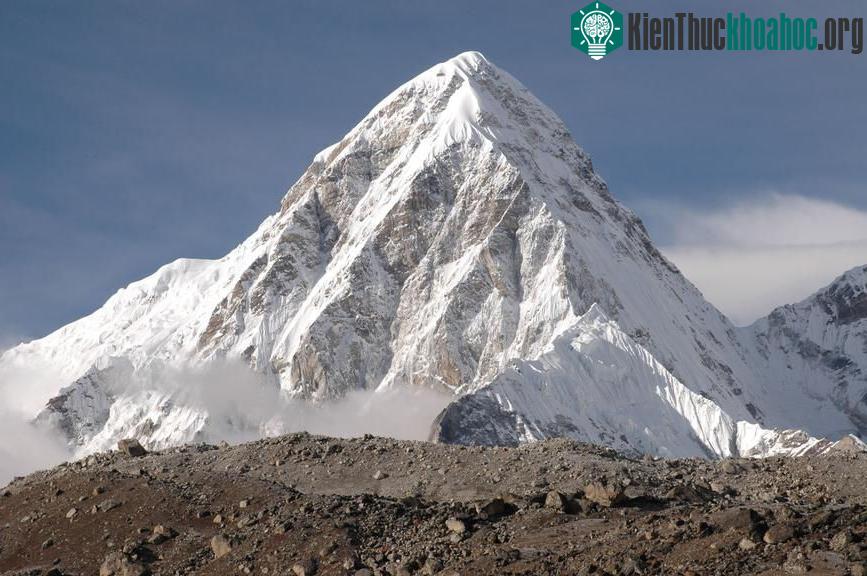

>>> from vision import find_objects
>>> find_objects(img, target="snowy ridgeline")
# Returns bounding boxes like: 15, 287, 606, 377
1, 52, 865, 465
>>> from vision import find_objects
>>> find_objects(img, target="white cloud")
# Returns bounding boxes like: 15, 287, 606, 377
0, 407, 71, 486
667, 193, 867, 247
0, 360, 72, 486
128, 361, 453, 445
656, 194, 867, 326
0, 358, 452, 485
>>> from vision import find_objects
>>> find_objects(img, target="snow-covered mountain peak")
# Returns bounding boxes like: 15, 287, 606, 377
760, 264, 867, 326
306, 51, 592, 195
2, 52, 865, 461
814, 264, 867, 325
440, 50, 490, 72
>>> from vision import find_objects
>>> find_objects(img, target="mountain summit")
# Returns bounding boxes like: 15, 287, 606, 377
2, 52, 865, 459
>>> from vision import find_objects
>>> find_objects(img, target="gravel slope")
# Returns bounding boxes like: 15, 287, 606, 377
1, 434, 866, 576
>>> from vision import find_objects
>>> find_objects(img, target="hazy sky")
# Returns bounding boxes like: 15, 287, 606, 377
2, 0, 866, 343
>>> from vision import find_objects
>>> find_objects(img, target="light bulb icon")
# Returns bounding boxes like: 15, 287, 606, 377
575, 3, 619, 60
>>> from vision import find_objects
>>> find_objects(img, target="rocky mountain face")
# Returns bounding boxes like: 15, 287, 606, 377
1, 52, 865, 460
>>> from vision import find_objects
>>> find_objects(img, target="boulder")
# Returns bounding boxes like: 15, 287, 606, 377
584, 482, 626, 507
117, 439, 147, 458
544, 491, 567, 512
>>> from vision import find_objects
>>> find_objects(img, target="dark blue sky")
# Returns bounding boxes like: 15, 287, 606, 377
1, 0, 865, 342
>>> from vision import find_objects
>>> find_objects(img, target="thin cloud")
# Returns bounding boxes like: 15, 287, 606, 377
656, 193, 867, 326
668, 193, 867, 247
0, 360, 72, 486
0, 358, 453, 483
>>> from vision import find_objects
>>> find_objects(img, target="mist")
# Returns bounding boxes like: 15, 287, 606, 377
0, 407, 72, 486
131, 361, 454, 445
0, 357, 454, 486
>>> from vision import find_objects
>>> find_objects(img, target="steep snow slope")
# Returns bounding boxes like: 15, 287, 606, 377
742, 265, 867, 437
432, 305, 841, 458
1, 52, 864, 458
435, 265, 867, 456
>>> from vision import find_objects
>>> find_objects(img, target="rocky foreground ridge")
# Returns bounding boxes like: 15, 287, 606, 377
1, 434, 866, 576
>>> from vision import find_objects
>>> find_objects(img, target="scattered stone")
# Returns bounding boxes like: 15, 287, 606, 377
829, 529, 853, 552
318, 541, 338, 557
147, 525, 176, 545
372, 470, 388, 480
738, 538, 757, 551
782, 551, 809, 574
445, 518, 467, 534
99, 551, 147, 576
292, 558, 318, 576
420, 557, 444, 575
97, 499, 121, 513
41, 538, 54, 549
65, 508, 78, 519
210, 534, 232, 559
532, 478, 549, 488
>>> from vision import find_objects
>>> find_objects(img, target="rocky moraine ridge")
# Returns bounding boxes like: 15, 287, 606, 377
1, 434, 867, 576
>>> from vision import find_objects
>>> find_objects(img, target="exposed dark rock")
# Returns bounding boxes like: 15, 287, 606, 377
117, 439, 147, 458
